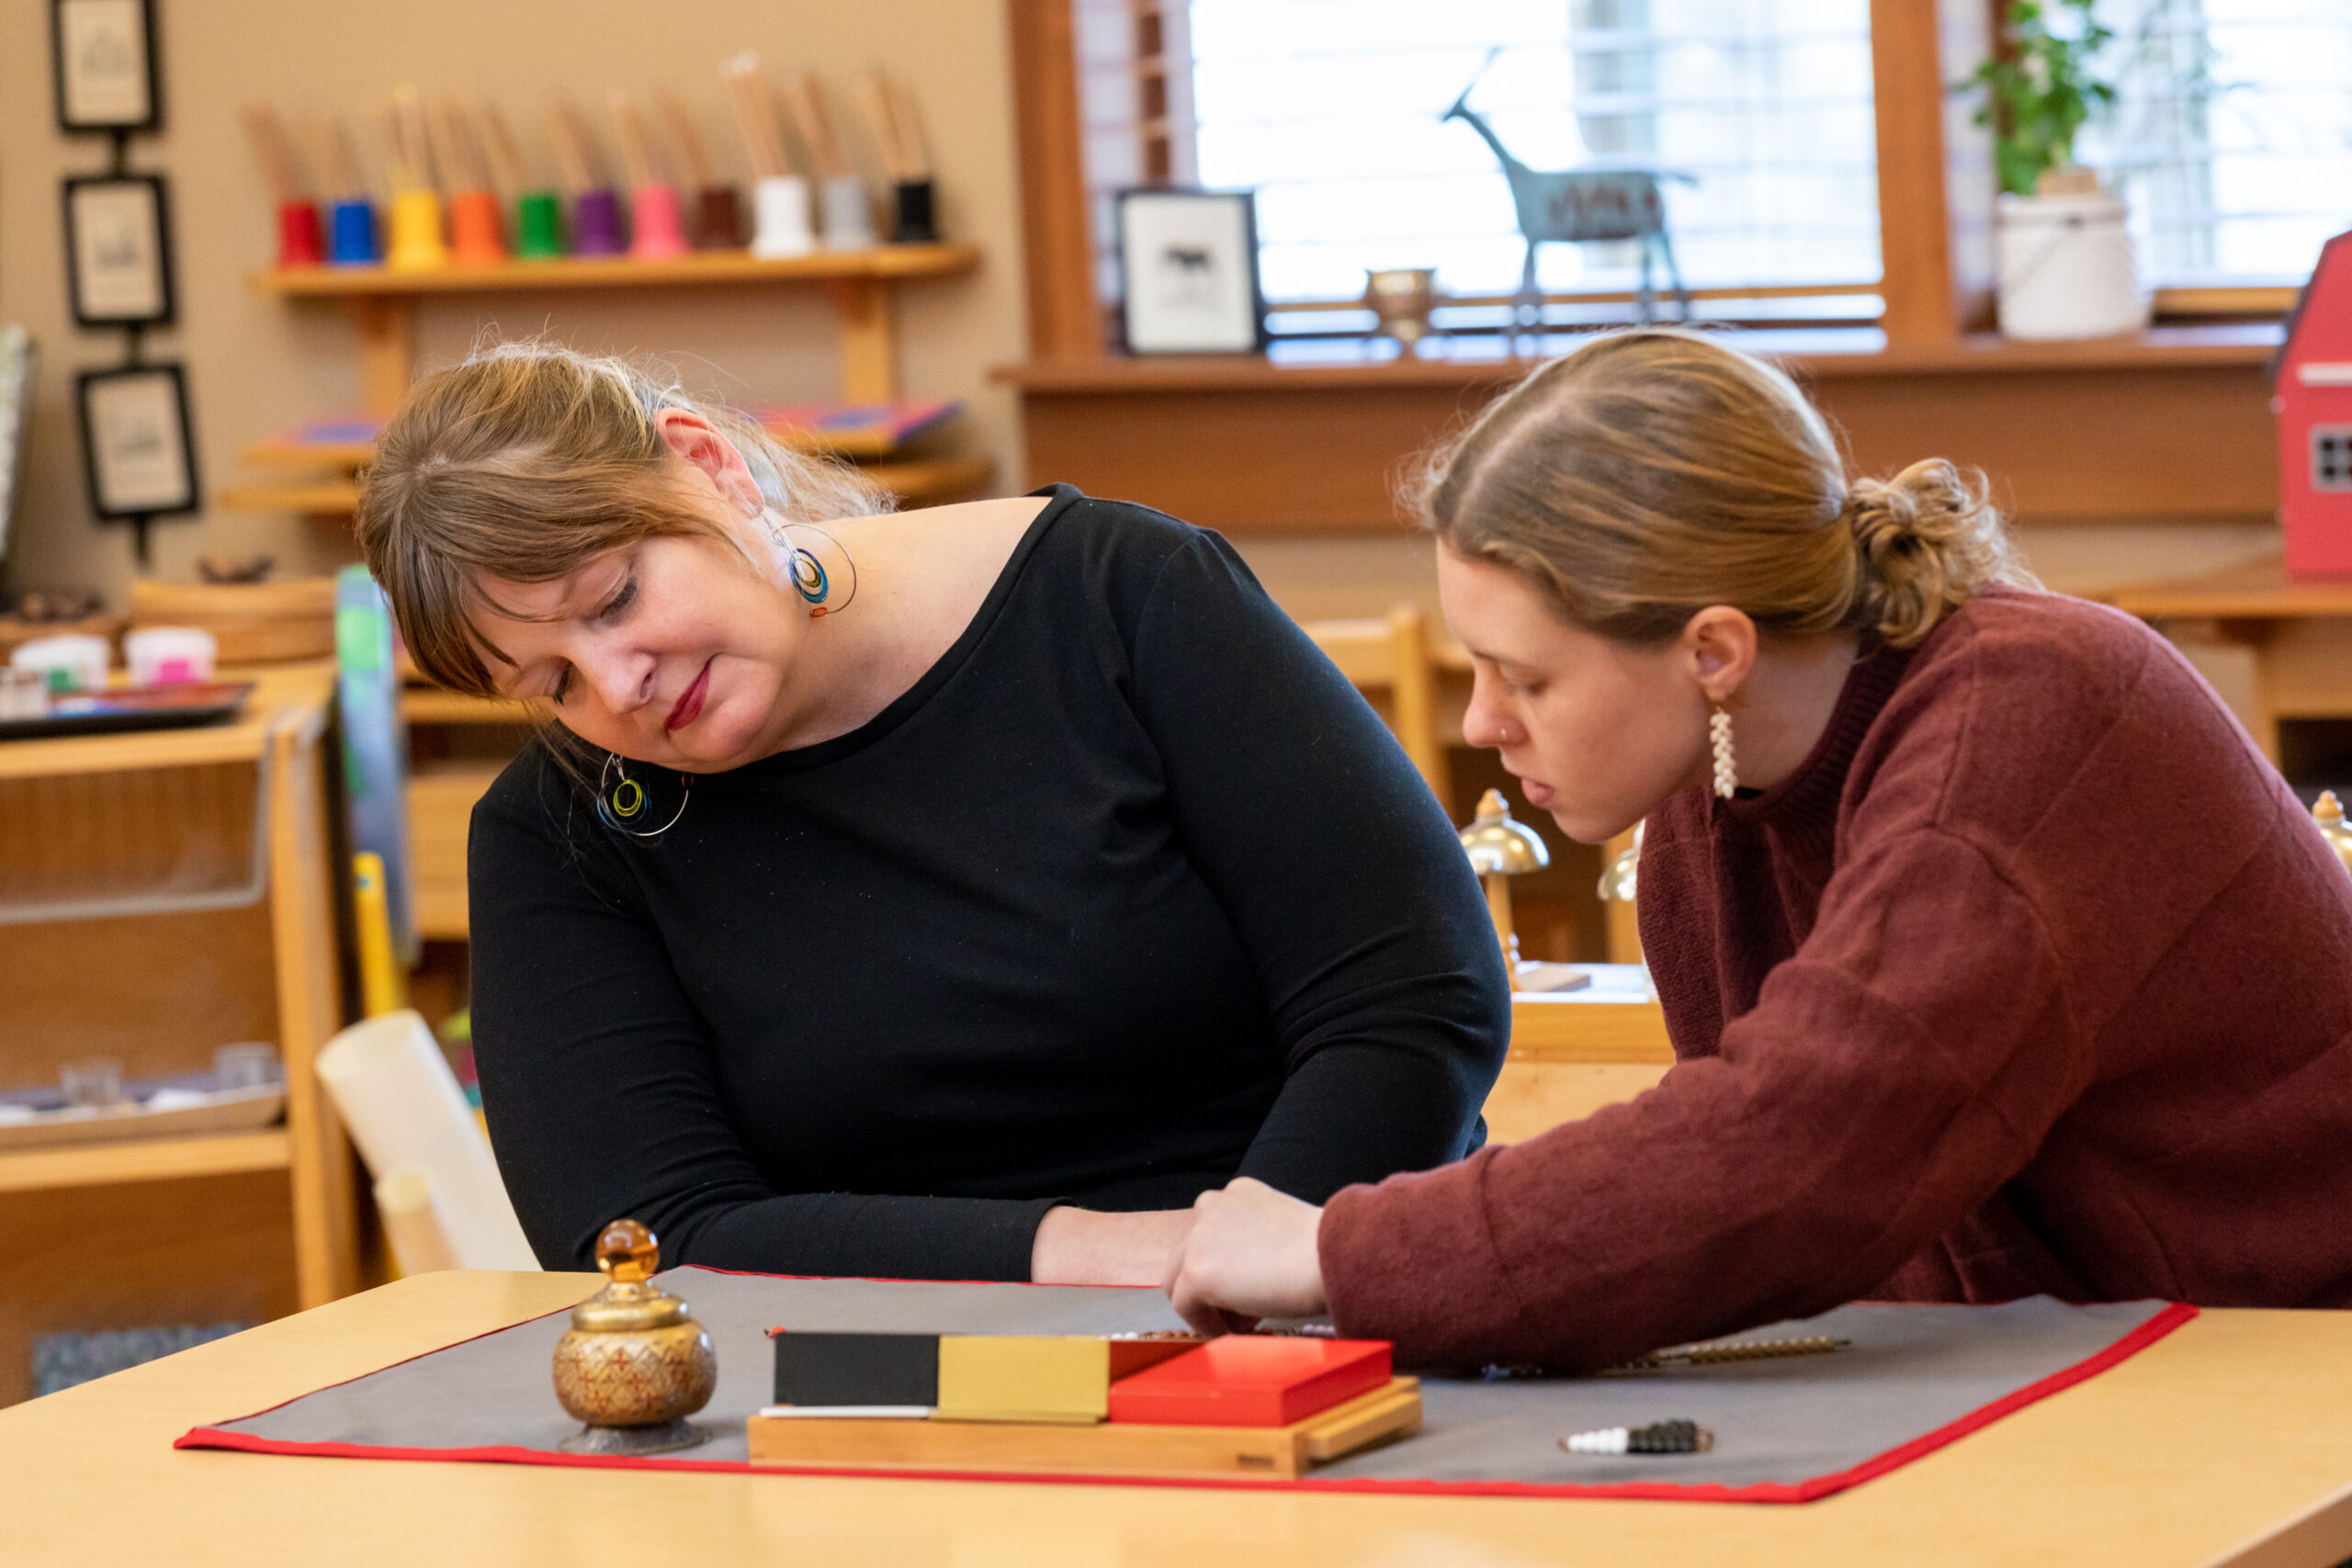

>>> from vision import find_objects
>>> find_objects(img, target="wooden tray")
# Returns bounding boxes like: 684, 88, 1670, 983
748, 1377, 1422, 1480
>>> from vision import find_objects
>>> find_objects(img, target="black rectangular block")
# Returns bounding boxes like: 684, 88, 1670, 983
771, 1331, 941, 1407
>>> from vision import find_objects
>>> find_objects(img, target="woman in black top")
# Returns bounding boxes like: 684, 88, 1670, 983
356, 343, 1509, 1284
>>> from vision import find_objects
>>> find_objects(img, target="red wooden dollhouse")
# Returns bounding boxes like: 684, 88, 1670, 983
2277, 230, 2352, 577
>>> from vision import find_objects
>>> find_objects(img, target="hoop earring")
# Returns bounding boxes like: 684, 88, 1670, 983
596, 752, 693, 839
1709, 705, 1738, 800
762, 511, 859, 620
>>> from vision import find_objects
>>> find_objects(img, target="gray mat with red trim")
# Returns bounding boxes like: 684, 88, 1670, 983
178, 1268, 2188, 1501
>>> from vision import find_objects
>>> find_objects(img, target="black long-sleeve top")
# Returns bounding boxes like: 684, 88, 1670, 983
468, 486, 1510, 1280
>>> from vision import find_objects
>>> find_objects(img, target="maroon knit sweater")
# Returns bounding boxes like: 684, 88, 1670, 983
1319, 587, 2352, 1371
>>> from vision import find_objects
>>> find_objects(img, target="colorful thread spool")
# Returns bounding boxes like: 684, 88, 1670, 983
447, 190, 506, 265
820, 175, 876, 251
572, 187, 627, 256
628, 186, 690, 259
327, 199, 379, 265
692, 186, 744, 250
749, 175, 814, 258
889, 179, 938, 244
277, 200, 325, 266
384, 189, 449, 272
514, 191, 564, 259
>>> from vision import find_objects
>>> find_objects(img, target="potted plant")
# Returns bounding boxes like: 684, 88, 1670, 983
1962, 0, 2148, 340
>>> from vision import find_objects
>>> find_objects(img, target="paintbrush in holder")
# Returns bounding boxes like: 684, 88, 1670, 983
859, 69, 937, 243
787, 73, 873, 251
243, 102, 322, 266
659, 92, 740, 249
723, 52, 810, 258
381, 87, 447, 271
481, 103, 561, 260
431, 99, 505, 265
306, 112, 379, 265
609, 89, 687, 259
551, 97, 625, 256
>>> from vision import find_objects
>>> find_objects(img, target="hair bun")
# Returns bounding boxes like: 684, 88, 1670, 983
1839, 459, 2023, 648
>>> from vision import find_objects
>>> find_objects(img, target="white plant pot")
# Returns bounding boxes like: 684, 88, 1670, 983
1995, 190, 2150, 341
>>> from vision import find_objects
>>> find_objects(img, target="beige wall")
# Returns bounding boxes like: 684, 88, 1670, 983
0, 0, 1030, 604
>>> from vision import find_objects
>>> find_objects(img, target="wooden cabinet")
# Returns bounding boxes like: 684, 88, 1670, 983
0, 667, 359, 1405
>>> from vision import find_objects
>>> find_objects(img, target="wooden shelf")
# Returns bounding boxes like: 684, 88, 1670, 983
0, 1127, 289, 1196
995, 325, 2285, 396
254, 245, 981, 298
240, 438, 378, 469
2103, 554, 2352, 619
219, 458, 994, 515
0, 666, 329, 782
215, 482, 364, 514
400, 690, 533, 725
865, 456, 996, 506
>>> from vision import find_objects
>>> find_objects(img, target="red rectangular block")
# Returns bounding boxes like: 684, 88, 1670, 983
1106, 1337, 1392, 1427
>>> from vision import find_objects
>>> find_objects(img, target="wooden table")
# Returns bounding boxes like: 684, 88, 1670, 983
7, 1270, 2349, 1566
2104, 553, 2352, 764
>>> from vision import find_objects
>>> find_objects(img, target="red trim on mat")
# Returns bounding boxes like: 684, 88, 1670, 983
173, 1301, 2199, 1505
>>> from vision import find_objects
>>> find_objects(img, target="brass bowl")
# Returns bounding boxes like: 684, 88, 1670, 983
552, 1317, 718, 1427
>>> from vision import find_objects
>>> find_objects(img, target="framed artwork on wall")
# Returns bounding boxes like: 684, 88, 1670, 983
1115, 189, 1266, 355
50, 0, 160, 133
62, 175, 175, 327
76, 363, 198, 519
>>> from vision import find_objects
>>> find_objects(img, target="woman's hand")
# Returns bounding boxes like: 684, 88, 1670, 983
1162, 1178, 1329, 1335
1030, 1207, 1196, 1286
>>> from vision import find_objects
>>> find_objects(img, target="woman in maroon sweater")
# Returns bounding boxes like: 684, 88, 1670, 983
1162, 329, 2352, 1370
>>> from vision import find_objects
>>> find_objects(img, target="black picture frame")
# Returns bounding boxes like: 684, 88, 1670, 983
62, 173, 175, 328
1114, 188, 1268, 356
76, 362, 198, 521
50, 0, 161, 134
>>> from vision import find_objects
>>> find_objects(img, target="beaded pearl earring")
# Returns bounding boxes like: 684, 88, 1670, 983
1709, 705, 1737, 799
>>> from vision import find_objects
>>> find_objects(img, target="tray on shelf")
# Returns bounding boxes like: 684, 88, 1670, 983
0, 682, 253, 741
0, 1077, 285, 1152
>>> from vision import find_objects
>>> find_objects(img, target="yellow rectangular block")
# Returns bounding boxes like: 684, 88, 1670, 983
935, 1337, 1109, 1424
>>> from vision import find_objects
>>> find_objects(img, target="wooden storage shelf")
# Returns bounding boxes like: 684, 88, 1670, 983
408, 761, 507, 942
254, 245, 979, 297
255, 244, 984, 415
0, 1129, 291, 1197
0, 665, 356, 1411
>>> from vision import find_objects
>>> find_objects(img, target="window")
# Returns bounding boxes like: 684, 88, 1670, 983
1079, 0, 1882, 350
2316, 428, 2352, 492
2081, 0, 2352, 289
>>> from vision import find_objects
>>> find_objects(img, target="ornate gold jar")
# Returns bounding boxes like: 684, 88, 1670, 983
551, 1218, 718, 1456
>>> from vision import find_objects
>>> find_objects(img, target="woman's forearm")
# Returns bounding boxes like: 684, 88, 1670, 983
1030, 1206, 1196, 1286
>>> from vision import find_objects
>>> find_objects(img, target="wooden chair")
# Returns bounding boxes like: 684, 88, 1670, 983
1302, 604, 1452, 804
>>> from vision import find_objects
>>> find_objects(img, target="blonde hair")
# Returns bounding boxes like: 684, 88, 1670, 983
1419, 330, 2031, 649
355, 342, 887, 697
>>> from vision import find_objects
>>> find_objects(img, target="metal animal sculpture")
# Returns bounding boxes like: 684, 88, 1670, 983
1443, 58, 1694, 333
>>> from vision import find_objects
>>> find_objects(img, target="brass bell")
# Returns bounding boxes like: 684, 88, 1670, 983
1598, 819, 1644, 904
2314, 792, 2352, 878
1459, 789, 1549, 988
551, 1218, 718, 1456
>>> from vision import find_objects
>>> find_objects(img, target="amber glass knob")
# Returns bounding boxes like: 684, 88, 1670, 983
595, 1219, 660, 1284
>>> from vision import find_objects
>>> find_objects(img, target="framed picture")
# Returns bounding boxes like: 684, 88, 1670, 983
77, 363, 198, 519
1116, 189, 1266, 355
63, 174, 175, 327
50, 0, 160, 133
